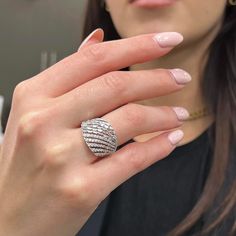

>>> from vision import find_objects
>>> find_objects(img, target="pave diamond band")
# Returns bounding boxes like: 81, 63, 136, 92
81, 118, 118, 157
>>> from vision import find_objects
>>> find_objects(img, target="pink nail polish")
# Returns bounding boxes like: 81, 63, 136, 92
172, 107, 190, 121
153, 32, 184, 48
168, 130, 184, 145
169, 69, 192, 85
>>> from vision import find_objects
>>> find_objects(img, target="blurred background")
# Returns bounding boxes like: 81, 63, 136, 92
0, 0, 88, 140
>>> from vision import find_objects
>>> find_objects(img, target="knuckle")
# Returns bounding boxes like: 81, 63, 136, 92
59, 178, 94, 208
127, 145, 147, 171
82, 44, 104, 62
42, 143, 69, 168
13, 80, 28, 102
102, 72, 126, 93
123, 103, 146, 126
17, 111, 45, 138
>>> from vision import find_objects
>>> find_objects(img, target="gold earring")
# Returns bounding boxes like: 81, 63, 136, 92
229, 0, 236, 5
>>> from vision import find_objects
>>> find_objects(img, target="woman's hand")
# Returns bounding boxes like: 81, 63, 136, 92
0, 29, 191, 236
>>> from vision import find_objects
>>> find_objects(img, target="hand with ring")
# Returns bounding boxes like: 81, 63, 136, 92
0, 29, 191, 236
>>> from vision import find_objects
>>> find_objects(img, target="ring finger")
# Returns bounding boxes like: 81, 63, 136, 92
73, 102, 188, 164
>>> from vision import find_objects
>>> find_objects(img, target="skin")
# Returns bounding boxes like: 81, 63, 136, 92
0, 31, 189, 235
0, 1, 228, 235
106, 0, 227, 144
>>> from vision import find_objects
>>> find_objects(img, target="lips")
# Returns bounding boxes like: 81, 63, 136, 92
129, 0, 177, 8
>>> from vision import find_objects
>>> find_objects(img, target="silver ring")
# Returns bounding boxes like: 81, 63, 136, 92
81, 118, 118, 157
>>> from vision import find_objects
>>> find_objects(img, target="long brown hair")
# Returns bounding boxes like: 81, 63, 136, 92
82, 1, 236, 235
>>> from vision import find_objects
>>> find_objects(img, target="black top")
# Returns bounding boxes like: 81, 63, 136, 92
100, 127, 213, 236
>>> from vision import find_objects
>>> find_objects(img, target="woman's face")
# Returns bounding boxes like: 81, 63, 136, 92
106, 0, 227, 44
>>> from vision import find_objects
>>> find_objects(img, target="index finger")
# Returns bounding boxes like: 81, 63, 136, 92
37, 32, 183, 97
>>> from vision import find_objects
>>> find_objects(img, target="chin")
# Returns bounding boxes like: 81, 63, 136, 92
119, 21, 183, 38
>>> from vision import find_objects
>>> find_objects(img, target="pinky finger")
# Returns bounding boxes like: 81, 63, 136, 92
91, 129, 184, 200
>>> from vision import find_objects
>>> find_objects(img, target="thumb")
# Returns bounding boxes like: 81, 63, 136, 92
78, 28, 104, 51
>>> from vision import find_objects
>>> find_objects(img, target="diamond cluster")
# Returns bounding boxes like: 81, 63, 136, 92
81, 118, 118, 157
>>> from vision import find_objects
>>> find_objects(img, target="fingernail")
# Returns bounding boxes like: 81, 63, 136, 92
168, 130, 184, 145
153, 32, 183, 48
78, 28, 104, 51
169, 69, 192, 84
172, 107, 190, 121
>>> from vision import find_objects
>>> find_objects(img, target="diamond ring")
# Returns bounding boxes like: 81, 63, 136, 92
81, 118, 118, 157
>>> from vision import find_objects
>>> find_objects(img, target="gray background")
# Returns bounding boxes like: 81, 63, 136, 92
0, 0, 87, 103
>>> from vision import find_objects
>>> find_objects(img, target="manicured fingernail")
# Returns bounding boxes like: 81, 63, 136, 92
172, 107, 190, 121
168, 130, 184, 145
169, 69, 192, 84
78, 28, 104, 51
153, 32, 183, 48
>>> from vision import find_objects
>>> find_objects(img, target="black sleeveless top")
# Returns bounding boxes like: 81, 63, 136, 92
100, 127, 213, 236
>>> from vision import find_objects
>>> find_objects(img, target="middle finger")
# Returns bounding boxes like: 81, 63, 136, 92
57, 68, 191, 127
